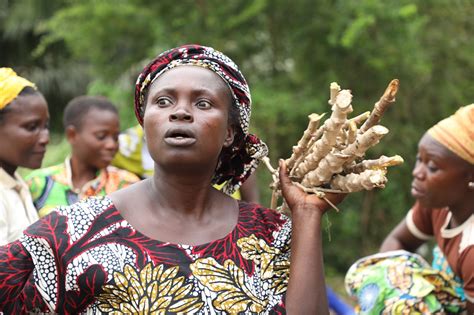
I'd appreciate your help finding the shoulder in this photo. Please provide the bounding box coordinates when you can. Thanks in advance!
[408,202,448,228]
[237,201,291,244]
[56,195,115,218]
[459,216,474,253]
[239,201,289,226]
[25,164,66,202]
[22,197,117,244]
[105,166,141,183]
[459,242,474,303]
[25,163,63,181]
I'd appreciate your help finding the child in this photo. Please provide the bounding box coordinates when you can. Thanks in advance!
[26,95,140,217]
[0,68,49,245]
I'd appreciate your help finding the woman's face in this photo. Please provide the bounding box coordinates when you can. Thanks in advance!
[67,108,120,170]
[143,66,235,171]
[0,94,50,173]
[411,133,473,209]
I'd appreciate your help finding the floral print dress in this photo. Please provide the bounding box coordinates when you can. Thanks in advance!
[0,197,291,314]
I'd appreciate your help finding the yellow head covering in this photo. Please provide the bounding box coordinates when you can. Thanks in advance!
[0,67,36,110]
[427,104,474,164]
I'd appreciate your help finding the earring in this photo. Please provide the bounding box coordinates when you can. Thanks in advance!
[469,182,474,189]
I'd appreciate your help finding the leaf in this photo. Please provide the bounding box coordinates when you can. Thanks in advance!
[65,264,108,313]
[237,234,281,280]
[192,203,285,275]
[190,257,267,313]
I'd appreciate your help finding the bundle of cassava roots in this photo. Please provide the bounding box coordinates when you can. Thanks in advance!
[263,79,403,214]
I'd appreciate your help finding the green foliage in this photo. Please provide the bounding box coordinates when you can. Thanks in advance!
[4,0,474,286]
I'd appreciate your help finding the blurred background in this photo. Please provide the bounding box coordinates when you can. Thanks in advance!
[2,0,474,301]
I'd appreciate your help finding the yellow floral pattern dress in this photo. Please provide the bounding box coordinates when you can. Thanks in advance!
[0,196,291,314]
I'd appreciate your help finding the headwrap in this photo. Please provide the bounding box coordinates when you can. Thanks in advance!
[134,44,268,194]
[427,104,474,164]
[0,67,36,110]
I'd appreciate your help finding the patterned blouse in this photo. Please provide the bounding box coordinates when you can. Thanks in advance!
[0,197,291,314]
[26,157,140,218]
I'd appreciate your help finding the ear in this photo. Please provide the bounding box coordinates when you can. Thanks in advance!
[465,164,474,187]
[223,125,236,148]
[65,125,78,144]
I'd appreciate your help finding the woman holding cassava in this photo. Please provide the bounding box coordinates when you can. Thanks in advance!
[0,45,343,314]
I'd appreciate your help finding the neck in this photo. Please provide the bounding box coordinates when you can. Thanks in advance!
[148,165,218,219]
[0,163,17,177]
[69,156,99,190]
[449,195,474,227]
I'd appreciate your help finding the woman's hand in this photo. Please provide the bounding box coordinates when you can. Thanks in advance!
[280,158,345,315]
[278,159,346,216]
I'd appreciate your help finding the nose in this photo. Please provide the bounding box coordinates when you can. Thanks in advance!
[104,136,119,152]
[169,108,193,122]
[412,161,425,180]
[38,128,49,146]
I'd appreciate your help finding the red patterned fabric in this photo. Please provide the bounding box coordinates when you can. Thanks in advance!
[0,197,290,314]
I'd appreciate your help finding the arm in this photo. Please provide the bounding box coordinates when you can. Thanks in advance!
[379,218,425,253]
[0,241,36,312]
[279,160,345,314]
[239,172,260,203]
[467,302,474,314]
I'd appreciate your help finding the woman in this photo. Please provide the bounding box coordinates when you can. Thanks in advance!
[0,45,342,314]
[26,95,140,217]
[346,104,474,314]
[0,68,49,245]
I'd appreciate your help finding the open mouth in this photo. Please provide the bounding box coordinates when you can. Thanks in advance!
[164,128,196,146]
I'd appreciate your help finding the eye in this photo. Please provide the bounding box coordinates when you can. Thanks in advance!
[156,97,172,107]
[95,132,107,140]
[25,122,40,132]
[427,161,439,172]
[196,100,212,109]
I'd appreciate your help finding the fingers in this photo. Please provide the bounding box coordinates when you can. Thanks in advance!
[322,191,346,207]
[278,159,345,213]
[278,159,294,194]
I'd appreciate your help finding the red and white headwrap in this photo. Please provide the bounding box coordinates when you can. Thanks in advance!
[134,44,268,194]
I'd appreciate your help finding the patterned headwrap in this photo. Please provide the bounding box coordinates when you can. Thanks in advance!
[0,67,36,110]
[134,44,268,194]
[428,104,474,164]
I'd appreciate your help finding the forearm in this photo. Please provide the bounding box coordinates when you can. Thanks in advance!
[380,219,424,253]
[379,235,404,252]
[467,301,474,313]
[286,207,329,315]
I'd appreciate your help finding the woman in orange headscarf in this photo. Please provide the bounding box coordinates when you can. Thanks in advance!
[346,104,474,314]
[0,68,49,245]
